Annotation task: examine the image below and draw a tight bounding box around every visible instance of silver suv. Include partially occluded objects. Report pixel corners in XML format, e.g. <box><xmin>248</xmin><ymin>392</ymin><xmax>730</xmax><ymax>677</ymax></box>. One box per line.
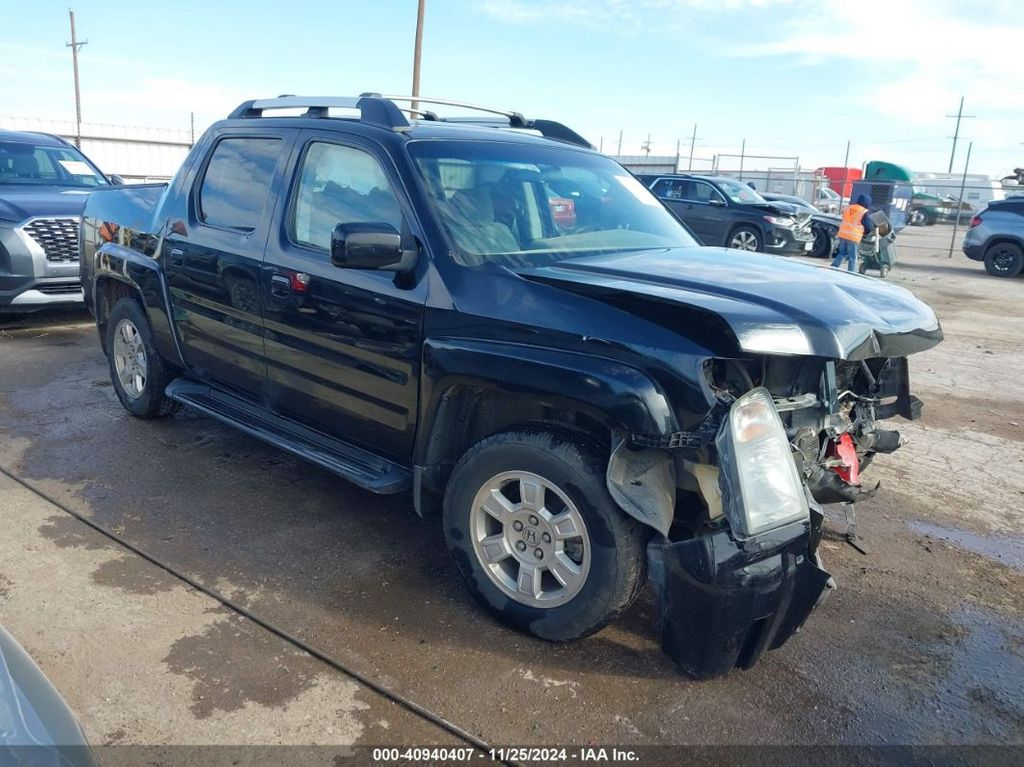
<box><xmin>0</xmin><ymin>130</ymin><xmax>111</xmax><ymax>312</ymax></box>
<box><xmin>963</xmin><ymin>198</ymin><xmax>1024</xmax><ymax>277</ymax></box>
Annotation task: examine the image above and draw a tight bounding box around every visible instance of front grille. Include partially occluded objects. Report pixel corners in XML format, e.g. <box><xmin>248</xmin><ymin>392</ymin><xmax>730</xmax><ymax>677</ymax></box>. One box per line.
<box><xmin>36</xmin><ymin>282</ymin><xmax>82</xmax><ymax>295</ymax></box>
<box><xmin>23</xmin><ymin>217</ymin><xmax>79</xmax><ymax>262</ymax></box>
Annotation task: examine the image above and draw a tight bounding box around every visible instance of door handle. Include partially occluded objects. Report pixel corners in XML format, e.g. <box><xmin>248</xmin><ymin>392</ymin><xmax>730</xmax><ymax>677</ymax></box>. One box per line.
<box><xmin>168</xmin><ymin>247</ymin><xmax>184</xmax><ymax>267</ymax></box>
<box><xmin>270</xmin><ymin>274</ymin><xmax>292</xmax><ymax>297</ymax></box>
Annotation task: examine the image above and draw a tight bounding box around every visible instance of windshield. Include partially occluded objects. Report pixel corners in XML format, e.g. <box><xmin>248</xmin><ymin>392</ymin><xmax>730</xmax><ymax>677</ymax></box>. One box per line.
<box><xmin>716</xmin><ymin>178</ymin><xmax>765</xmax><ymax>204</ymax></box>
<box><xmin>0</xmin><ymin>140</ymin><xmax>108</xmax><ymax>188</ymax></box>
<box><xmin>408</xmin><ymin>140</ymin><xmax>696</xmax><ymax>268</ymax></box>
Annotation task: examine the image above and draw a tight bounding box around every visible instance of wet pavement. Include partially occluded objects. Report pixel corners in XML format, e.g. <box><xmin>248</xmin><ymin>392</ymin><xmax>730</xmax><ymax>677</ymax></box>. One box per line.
<box><xmin>0</xmin><ymin>227</ymin><xmax>1022</xmax><ymax>750</ymax></box>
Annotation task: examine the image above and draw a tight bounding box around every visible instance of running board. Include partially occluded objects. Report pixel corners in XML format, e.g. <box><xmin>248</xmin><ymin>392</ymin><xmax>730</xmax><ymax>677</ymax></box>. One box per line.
<box><xmin>165</xmin><ymin>379</ymin><xmax>411</xmax><ymax>494</ymax></box>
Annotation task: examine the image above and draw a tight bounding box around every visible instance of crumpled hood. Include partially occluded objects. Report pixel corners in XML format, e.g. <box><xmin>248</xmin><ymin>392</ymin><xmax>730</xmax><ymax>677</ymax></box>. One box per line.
<box><xmin>0</xmin><ymin>186</ymin><xmax>92</xmax><ymax>223</ymax></box>
<box><xmin>519</xmin><ymin>248</ymin><xmax>943</xmax><ymax>360</ymax></box>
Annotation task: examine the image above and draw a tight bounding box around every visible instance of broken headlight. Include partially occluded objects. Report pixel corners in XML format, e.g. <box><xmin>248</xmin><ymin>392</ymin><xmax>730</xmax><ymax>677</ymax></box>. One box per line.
<box><xmin>716</xmin><ymin>387</ymin><xmax>809</xmax><ymax>538</ymax></box>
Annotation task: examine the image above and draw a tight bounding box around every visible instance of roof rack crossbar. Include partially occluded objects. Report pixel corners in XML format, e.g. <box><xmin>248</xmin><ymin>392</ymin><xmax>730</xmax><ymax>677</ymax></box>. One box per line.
<box><xmin>439</xmin><ymin>116</ymin><xmax>593</xmax><ymax>149</ymax></box>
<box><xmin>381</xmin><ymin>96</ymin><xmax>528</xmax><ymax>128</ymax></box>
<box><xmin>227</xmin><ymin>96</ymin><xmax>411</xmax><ymax>132</ymax></box>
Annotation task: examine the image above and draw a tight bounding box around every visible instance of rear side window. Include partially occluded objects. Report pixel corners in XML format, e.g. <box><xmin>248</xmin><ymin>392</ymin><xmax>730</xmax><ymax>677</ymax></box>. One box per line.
<box><xmin>290</xmin><ymin>142</ymin><xmax>404</xmax><ymax>252</ymax></box>
<box><xmin>198</xmin><ymin>137</ymin><xmax>282</xmax><ymax>231</ymax></box>
<box><xmin>652</xmin><ymin>178</ymin><xmax>688</xmax><ymax>199</ymax></box>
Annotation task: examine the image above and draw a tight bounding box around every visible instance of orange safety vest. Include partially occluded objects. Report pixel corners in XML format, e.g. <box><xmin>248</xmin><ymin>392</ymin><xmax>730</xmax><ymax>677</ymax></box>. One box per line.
<box><xmin>838</xmin><ymin>204</ymin><xmax>867</xmax><ymax>242</ymax></box>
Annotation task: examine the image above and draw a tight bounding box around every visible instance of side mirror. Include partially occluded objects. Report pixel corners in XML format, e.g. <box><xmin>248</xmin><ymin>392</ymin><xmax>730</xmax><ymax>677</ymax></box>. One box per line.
<box><xmin>109</xmin><ymin>174</ymin><xmax>125</xmax><ymax>186</ymax></box>
<box><xmin>330</xmin><ymin>222</ymin><xmax>416</xmax><ymax>272</ymax></box>
<box><xmin>709</xmin><ymin>197</ymin><xmax>726</xmax><ymax>207</ymax></box>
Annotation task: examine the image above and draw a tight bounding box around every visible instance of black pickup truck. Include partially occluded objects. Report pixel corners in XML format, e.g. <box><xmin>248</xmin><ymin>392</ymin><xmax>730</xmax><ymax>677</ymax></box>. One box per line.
<box><xmin>80</xmin><ymin>95</ymin><xmax>942</xmax><ymax>678</ymax></box>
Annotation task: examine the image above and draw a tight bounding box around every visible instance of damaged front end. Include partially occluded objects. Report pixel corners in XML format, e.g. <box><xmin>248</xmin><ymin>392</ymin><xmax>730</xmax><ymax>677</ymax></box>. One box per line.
<box><xmin>614</xmin><ymin>354</ymin><xmax>925</xmax><ymax>678</ymax></box>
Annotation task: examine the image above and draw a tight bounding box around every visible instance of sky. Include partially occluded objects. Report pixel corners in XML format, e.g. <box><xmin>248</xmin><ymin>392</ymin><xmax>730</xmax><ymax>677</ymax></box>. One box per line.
<box><xmin>1</xmin><ymin>0</ymin><xmax>1021</xmax><ymax>177</ymax></box>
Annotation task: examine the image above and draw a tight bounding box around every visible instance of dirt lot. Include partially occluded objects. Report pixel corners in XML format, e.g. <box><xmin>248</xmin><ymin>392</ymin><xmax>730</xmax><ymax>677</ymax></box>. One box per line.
<box><xmin>0</xmin><ymin>224</ymin><xmax>1021</xmax><ymax>756</ymax></box>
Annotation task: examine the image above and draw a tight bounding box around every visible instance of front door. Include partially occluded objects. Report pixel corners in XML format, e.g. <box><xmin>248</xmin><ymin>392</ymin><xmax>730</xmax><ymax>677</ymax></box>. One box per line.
<box><xmin>163</xmin><ymin>132</ymin><xmax>293</xmax><ymax>398</ymax></box>
<box><xmin>682</xmin><ymin>179</ymin><xmax>729</xmax><ymax>245</ymax></box>
<box><xmin>261</xmin><ymin>132</ymin><xmax>426</xmax><ymax>462</ymax></box>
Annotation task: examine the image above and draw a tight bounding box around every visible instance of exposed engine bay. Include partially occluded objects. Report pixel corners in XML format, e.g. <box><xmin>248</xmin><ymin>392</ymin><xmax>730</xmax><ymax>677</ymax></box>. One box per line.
<box><xmin>705</xmin><ymin>354</ymin><xmax>918</xmax><ymax>506</ymax></box>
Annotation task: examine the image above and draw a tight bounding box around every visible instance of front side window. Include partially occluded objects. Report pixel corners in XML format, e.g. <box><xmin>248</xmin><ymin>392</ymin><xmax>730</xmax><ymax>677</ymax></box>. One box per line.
<box><xmin>717</xmin><ymin>178</ymin><xmax>764</xmax><ymax>204</ymax></box>
<box><xmin>0</xmin><ymin>140</ymin><xmax>108</xmax><ymax>188</ymax></box>
<box><xmin>409</xmin><ymin>140</ymin><xmax>697</xmax><ymax>268</ymax></box>
<box><xmin>198</xmin><ymin>137</ymin><xmax>282</xmax><ymax>231</ymax></box>
<box><xmin>691</xmin><ymin>182</ymin><xmax>725</xmax><ymax>204</ymax></box>
<box><xmin>291</xmin><ymin>142</ymin><xmax>404</xmax><ymax>252</ymax></box>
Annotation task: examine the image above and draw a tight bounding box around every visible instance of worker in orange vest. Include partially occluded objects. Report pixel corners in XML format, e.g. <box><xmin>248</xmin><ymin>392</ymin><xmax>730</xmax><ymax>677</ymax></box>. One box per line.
<box><xmin>831</xmin><ymin>194</ymin><xmax>874</xmax><ymax>271</ymax></box>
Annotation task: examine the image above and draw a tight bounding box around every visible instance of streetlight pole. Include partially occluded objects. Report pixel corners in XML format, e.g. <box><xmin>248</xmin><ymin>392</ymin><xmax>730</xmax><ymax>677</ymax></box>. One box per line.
<box><xmin>66</xmin><ymin>8</ymin><xmax>87</xmax><ymax>149</ymax></box>
<box><xmin>411</xmin><ymin>0</ymin><xmax>425</xmax><ymax>112</ymax></box>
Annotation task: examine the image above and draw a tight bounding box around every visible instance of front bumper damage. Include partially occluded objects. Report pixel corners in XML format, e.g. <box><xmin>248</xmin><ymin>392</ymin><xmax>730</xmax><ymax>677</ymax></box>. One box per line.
<box><xmin>647</xmin><ymin>507</ymin><xmax>831</xmax><ymax>679</ymax></box>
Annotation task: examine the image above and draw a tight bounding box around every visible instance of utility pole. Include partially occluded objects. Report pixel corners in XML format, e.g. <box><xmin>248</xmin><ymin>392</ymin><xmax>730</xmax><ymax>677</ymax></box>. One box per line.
<box><xmin>189</xmin><ymin>112</ymin><xmax>195</xmax><ymax>147</ymax></box>
<box><xmin>411</xmin><ymin>0</ymin><xmax>426</xmax><ymax>112</ymax></box>
<box><xmin>946</xmin><ymin>96</ymin><xmax>975</xmax><ymax>174</ymax></box>
<box><xmin>738</xmin><ymin>138</ymin><xmax>746</xmax><ymax>180</ymax></box>
<box><xmin>840</xmin><ymin>139</ymin><xmax>851</xmax><ymax>207</ymax></box>
<box><xmin>641</xmin><ymin>134</ymin><xmax>652</xmax><ymax>156</ymax></box>
<box><xmin>617</xmin><ymin>130</ymin><xmax>623</xmax><ymax>156</ymax></box>
<box><xmin>948</xmin><ymin>141</ymin><xmax>972</xmax><ymax>259</ymax></box>
<box><xmin>66</xmin><ymin>8</ymin><xmax>87</xmax><ymax>149</ymax></box>
<box><xmin>687</xmin><ymin>123</ymin><xmax>699</xmax><ymax>170</ymax></box>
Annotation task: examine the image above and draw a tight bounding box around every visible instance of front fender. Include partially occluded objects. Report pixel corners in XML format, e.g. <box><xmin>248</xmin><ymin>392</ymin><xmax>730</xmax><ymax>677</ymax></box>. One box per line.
<box><xmin>419</xmin><ymin>339</ymin><xmax>680</xmax><ymax>450</ymax></box>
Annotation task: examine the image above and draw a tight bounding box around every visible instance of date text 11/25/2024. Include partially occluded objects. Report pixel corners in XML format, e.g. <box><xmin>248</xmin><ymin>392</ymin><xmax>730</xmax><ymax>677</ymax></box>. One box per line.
<box><xmin>373</xmin><ymin>747</ymin><xmax>640</xmax><ymax>762</ymax></box>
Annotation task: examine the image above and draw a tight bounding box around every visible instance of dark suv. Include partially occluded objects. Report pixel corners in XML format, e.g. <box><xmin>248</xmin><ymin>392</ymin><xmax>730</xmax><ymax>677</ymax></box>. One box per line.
<box><xmin>963</xmin><ymin>198</ymin><xmax>1024</xmax><ymax>277</ymax></box>
<box><xmin>637</xmin><ymin>173</ymin><xmax>815</xmax><ymax>254</ymax></box>
<box><xmin>80</xmin><ymin>95</ymin><xmax>941</xmax><ymax>678</ymax></box>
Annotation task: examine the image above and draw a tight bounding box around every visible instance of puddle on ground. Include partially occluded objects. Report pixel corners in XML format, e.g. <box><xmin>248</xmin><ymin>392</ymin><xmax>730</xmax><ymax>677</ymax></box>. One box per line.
<box><xmin>908</xmin><ymin>520</ymin><xmax>1024</xmax><ymax>573</ymax></box>
<box><xmin>938</xmin><ymin>607</ymin><xmax>1024</xmax><ymax>738</ymax></box>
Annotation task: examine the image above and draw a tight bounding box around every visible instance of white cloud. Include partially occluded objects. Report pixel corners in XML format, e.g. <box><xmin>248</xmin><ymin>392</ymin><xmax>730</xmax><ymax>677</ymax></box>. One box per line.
<box><xmin>476</xmin><ymin>0</ymin><xmax>797</xmax><ymax>29</ymax></box>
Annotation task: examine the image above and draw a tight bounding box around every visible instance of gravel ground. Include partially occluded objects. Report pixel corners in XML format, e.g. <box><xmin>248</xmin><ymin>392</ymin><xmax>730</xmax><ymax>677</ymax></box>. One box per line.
<box><xmin>0</xmin><ymin>224</ymin><xmax>1020</xmax><ymax>756</ymax></box>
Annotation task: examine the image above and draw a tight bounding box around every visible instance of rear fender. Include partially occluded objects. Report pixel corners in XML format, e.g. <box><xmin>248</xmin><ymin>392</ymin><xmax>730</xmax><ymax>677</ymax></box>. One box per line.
<box><xmin>92</xmin><ymin>243</ymin><xmax>180</xmax><ymax>366</ymax></box>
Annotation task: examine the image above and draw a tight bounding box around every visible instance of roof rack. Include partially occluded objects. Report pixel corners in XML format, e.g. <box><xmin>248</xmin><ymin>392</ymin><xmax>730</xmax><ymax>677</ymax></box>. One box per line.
<box><xmin>226</xmin><ymin>95</ymin><xmax>593</xmax><ymax>149</ymax></box>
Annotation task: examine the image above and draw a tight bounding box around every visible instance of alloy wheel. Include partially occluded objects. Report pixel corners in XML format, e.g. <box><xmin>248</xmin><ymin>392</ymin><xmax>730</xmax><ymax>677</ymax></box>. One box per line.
<box><xmin>469</xmin><ymin>470</ymin><xmax>591</xmax><ymax>608</ymax></box>
<box><xmin>730</xmin><ymin>230</ymin><xmax>759</xmax><ymax>251</ymax></box>
<box><xmin>112</xmin><ymin>318</ymin><xmax>147</xmax><ymax>399</ymax></box>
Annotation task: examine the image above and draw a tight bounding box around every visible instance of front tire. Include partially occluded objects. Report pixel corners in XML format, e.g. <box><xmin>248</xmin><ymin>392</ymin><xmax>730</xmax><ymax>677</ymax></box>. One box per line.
<box><xmin>106</xmin><ymin>298</ymin><xmax>180</xmax><ymax>418</ymax></box>
<box><xmin>443</xmin><ymin>430</ymin><xmax>648</xmax><ymax>641</ymax></box>
<box><xmin>728</xmin><ymin>226</ymin><xmax>762</xmax><ymax>252</ymax></box>
<box><xmin>810</xmin><ymin>226</ymin><xmax>832</xmax><ymax>259</ymax></box>
<box><xmin>983</xmin><ymin>242</ymin><xmax>1024</xmax><ymax>278</ymax></box>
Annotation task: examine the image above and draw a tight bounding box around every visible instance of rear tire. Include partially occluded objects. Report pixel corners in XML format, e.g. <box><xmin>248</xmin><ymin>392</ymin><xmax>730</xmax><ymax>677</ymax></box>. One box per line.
<box><xmin>106</xmin><ymin>298</ymin><xmax>180</xmax><ymax>418</ymax></box>
<box><xmin>983</xmin><ymin>242</ymin><xmax>1024</xmax><ymax>278</ymax></box>
<box><xmin>443</xmin><ymin>430</ymin><xmax>648</xmax><ymax>641</ymax></box>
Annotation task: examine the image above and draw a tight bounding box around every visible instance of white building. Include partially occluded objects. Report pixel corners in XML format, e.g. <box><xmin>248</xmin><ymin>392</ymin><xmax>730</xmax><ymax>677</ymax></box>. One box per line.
<box><xmin>0</xmin><ymin>116</ymin><xmax>192</xmax><ymax>182</ymax></box>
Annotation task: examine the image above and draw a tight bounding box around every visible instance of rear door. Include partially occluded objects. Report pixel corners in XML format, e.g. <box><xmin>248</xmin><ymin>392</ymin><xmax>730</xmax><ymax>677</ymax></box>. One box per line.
<box><xmin>261</xmin><ymin>131</ymin><xmax>427</xmax><ymax>462</ymax></box>
<box><xmin>651</xmin><ymin>178</ymin><xmax>705</xmax><ymax>239</ymax></box>
<box><xmin>163</xmin><ymin>130</ymin><xmax>294</xmax><ymax>398</ymax></box>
